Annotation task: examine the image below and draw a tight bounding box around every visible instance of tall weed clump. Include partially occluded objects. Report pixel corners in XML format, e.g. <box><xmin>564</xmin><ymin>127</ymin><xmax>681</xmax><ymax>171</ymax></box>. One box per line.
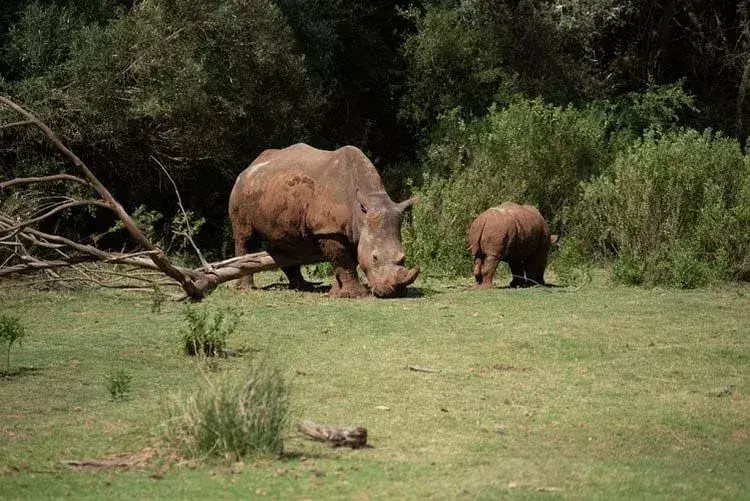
<box><xmin>570</xmin><ymin>129</ymin><xmax>750</xmax><ymax>287</ymax></box>
<box><xmin>404</xmin><ymin>99</ymin><xmax>610</xmax><ymax>275</ymax></box>
<box><xmin>164</xmin><ymin>361</ymin><xmax>289</xmax><ymax>459</ymax></box>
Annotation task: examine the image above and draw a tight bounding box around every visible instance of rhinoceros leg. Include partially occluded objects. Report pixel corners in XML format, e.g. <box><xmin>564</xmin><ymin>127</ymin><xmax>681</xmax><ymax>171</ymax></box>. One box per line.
<box><xmin>509</xmin><ymin>260</ymin><xmax>526</xmax><ymax>288</ymax></box>
<box><xmin>318</xmin><ymin>237</ymin><xmax>368</xmax><ymax>298</ymax></box>
<box><xmin>524</xmin><ymin>251</ymin><xmax>548</xmax><ymax>287</ymax></box>
<box><xmin>281</xmin><ymin>266</ymin><xmax>317</xmax><ymax>291</ymax></box>
<box><xmin>233</xmin><ymin>231</ymin><xmax>256</xmax><ymax>290</ymax></box>
<box><xmin>473</xmin><ymin>254</ymin><xmax>499</xmax><ymax>289</ymax></box>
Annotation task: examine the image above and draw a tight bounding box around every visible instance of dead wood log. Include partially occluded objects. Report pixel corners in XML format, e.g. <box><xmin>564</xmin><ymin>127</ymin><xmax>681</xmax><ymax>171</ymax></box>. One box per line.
<box><xmin>296</xmin><ymin>420</ymin><xmax>368</xmax><ymax>449</ymax></box>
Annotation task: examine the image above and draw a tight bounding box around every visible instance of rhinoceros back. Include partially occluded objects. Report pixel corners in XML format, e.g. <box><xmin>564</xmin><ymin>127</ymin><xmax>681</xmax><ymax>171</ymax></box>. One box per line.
<box><xmin>229</xmin><ymin>144</ymin><xmax>385</xmax><ymax>246</ymax></box>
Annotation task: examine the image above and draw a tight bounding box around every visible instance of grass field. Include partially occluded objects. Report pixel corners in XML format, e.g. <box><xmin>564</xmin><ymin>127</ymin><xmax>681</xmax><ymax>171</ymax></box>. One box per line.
<box><xmin>1</xmin><ymin>271</ymin><xmax>748</xmax><ymax>500</ymax></box>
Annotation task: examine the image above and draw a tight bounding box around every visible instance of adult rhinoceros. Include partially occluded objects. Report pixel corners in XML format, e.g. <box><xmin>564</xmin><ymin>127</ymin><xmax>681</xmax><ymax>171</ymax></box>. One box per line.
<box><xmin>229</xmin><ymin>143</ymin><xmax>420</xmax><ymax>298</ymax></box>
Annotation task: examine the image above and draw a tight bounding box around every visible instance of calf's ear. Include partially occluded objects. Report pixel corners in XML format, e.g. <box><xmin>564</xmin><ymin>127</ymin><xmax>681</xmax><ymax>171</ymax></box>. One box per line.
<box><xmin>550</xmin><ymin>234</ymin><xmax>559</xmax><ymax>245</ymax></box>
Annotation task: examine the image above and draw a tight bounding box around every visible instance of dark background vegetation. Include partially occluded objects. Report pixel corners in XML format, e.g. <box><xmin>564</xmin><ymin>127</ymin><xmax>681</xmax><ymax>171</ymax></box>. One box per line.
<box><xmin>1</xmin><ymin>0</ymin><xmax>749</xmax><ymax>286</ymax></box>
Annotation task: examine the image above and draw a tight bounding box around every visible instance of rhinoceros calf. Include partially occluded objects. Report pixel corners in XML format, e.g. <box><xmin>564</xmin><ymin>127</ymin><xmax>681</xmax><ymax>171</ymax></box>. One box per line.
<box><xmin>229</xmin><ymin>143</ymin><xmax>420</xmax><ymax>298</ymax></box>
<box><xmin>469</xmin><ymin>203</ymin><xmax>556</xmax><ymax>288</ymax></box>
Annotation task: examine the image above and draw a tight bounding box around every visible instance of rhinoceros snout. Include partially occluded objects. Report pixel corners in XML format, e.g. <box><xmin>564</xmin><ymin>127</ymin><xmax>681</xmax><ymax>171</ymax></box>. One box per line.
<box><xmin>370</xmin><ymin>265</ymin><xmax>420</xmax><ymax>298</ymax></box>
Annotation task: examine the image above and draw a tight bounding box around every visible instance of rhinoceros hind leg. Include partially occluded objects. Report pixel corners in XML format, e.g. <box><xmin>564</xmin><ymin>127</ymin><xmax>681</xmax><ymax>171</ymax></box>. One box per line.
<box><xmin>509</xmin><ymin>261</ymin><xmax>526</xmax><ymax>288</ymax></box>
<box><xmin>318</xmin><ymin>237</ymin><xmax>368</xmax><ymax>298</ymax></box>
<box><xmin>282</xmin><ymin>266</ymin><xmax>317</xmax><ymax>291</ymax></box>
<box><xmin>233</xmin><ymin>228</ymin><xmax>256</xmax><ymax>290</ymax></box>
<box><xmin>473</xmin><ymin>255</ymin><xmax>499</xmax><ymax>289</ymax></box>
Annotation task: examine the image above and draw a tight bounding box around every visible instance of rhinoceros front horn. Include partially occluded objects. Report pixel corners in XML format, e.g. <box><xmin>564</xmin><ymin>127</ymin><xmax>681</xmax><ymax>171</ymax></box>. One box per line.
<box><xmin>399</xmin><ymin>266</ymin><xmax>420</xmax><ymax>287</ymax></box>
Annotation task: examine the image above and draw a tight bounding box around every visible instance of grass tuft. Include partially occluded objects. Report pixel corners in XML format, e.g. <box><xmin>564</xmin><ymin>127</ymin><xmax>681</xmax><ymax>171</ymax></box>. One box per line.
<box><xmin>164</xmin><ymin>360</ymin><xmax>289</xmax><ymax>459</ymax></box>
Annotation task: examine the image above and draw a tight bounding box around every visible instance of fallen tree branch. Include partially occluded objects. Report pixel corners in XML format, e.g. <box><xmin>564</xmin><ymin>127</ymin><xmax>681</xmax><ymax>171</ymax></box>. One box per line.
<box><xmin>0</xmin><ymin>95</ymin><xmax>298</xmax><ymax>298</ymax></box>
<box><xmin>0</xmin><ymin>200</ymin><xmax>111</xmax><ymax>235</ymax></box>
<box><xmin>0</xmin><ymin>174</ymin><xmax>90</xmax><ymax>189</ymax></box>
<box><xmin>296</xmin><ymin>420</ymin><xmax>368</xmax><ymax>449</ymax></box>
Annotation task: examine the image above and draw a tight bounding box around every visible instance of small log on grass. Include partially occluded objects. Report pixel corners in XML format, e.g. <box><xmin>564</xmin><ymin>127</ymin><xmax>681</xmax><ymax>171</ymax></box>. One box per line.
<box><xmin>297</xmin><ymin>420</ymin><xmax>368</xmax><ymax>449</ymax></box>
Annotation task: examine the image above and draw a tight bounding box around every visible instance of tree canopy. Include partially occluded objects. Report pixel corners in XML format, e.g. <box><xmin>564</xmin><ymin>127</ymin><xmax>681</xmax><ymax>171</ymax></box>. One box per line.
<box><xmin>1</xmin><ymin>0</ymin><xmax>749</xmax><ymax>285</ymax></box>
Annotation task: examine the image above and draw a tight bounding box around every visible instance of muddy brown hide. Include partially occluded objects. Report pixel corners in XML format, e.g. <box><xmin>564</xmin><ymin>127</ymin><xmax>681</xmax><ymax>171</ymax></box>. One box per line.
<box><xmin>469</xmin><ymin>203</ymin><xmax>554</xmax><ymax>288</ymax></box>
<box><xmin>228</xmin><ymin>143</ymin><xmax>419</xmax><ymax>298</ymax></box>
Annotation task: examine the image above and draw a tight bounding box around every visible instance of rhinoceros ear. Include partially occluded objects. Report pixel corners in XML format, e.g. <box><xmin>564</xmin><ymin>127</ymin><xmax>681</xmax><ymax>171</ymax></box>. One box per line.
<box><xmin>396</xmin><ymin>195</ymin><xmax>419</xmax><ymax>213</ymax></box>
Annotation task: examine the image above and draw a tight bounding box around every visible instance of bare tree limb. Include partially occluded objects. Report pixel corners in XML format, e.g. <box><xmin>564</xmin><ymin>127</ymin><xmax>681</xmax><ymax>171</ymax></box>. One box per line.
<box><xmin>0</xmin><ymin>174</ymin><xmax>90</xmax><ymax>189</ymax></box>
<box><xmin>0</xmin><ymin>120</ymin><xmax>34</xmax><ymax>130</ymax></box>
<box><xmin>0</xmin><ymin>200</ymin><xmax>111</xmax><ymax>235</ymax></box>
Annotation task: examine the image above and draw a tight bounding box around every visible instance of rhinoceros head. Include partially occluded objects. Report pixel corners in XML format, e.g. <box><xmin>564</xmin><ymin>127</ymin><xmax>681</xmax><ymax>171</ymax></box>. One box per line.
<box><xmin>355</xmin><ymin>192</ymin><xmax>420</xmax><ymax>298</ymax></box>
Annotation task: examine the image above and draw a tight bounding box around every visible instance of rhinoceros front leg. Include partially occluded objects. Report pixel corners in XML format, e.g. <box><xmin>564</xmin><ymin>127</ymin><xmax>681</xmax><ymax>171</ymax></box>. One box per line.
<box><xmin>281</xmin><ymin>266</ymin><xmax>318</xmax><ymax>292</ymax></box>
<box><xmin>318</xmin><ymin>237</ymin><xmax>368</xmax><ymax>298</ymax></box>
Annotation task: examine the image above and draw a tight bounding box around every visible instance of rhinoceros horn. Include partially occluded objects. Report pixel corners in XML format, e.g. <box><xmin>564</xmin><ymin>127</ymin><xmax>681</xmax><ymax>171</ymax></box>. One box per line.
<box><xmin>395</xmin><ymin>195</ymin><xmax>419</xmax><ymax>213</ymax></box>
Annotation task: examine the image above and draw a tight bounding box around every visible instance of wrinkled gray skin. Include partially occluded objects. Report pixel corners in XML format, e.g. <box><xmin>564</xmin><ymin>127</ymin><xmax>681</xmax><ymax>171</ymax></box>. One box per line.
<box><xmin>229</xmin><ymin>143</ymin><xmax>419</xmax><ymax>298</ymax></box>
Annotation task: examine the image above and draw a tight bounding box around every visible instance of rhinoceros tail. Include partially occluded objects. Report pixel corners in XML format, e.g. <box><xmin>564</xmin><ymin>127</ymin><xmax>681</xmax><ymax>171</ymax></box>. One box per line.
<box><xmin>468</xmin><ymin>216</ymin><xmax>487</xmax><ymax>257</ymax></box>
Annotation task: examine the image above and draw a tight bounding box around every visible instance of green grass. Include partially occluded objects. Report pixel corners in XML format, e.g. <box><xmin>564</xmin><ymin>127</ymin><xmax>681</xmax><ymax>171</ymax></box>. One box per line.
<box><xmin>0</xmin><ymin>271</ymin><xmax>748</xmax><ymax>499</ymax></box>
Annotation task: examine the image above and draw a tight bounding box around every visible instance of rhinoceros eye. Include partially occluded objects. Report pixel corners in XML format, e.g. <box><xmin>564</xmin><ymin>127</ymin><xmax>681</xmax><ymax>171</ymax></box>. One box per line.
<box><xmin>360</xmin><ymin>204</ymin><xmax>368</xmax><ymax>214</ymax></box>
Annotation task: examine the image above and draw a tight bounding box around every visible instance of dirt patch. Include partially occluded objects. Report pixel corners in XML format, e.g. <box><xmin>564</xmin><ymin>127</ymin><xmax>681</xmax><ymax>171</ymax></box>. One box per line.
<box><xmin>732</xmin><ymin>429</ymin><xmax>748</xmax><ymax>444</ymax></box>
<box><xmin>1</xmin><ymin>427</ymin><xmax>28</xmax><ymax>440</ymax></box>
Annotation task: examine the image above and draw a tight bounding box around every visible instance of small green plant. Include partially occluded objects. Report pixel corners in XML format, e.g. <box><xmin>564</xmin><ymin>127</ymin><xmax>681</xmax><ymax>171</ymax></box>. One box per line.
<box><xmin>164</xmin><ymin>360</ymin><xmax>289</xmax><ymax>459</ymax></box>
<box><xmin>181</xmin><ymin>306</ymin><xmax>241</xmax><ymax>357</ymax></box>
<box><xmin>105</xmin><ymin>369</ymin><xmax>133</xmax><ymax>401</ymax></box>
<box><xmin>0</xmin><ymin>313</ymin><xmax>27</xmax><ymax>373</ymax></box>
<box><xmin>151</xmin><ymin>285</ymin><xmax>167</xmax><ymax>313</ymax></box>
<box><xmin>551</xmin><ymin>241</ymin><xmax>592</xmax><ymax>288</ymax></box>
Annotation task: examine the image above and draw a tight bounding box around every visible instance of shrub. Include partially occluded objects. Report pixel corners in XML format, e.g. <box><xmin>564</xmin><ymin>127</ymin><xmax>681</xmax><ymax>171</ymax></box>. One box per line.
<box><xmin>570</xmin><ymin>129</ymin><xmax>750</xmax><ymax>287</ymax></box>
<box><xmin>0</xmin><ymin>313</ymin><xmax>27</xmax><ymax>373</ymax></box>
<box><xmin>404</xmin><ymin>99</ymin><xmax>610</xmax><ymax>275</ymax></box>
<box><xmin>105</xmin><ymin>369</ymin><xmax>133</xmax><ymax>401</ymax></box>
<box><xmin>181</xmin><ymin>306</ymin><xmax>241</xmax><ymax>357</ymax></box>
<box><xmin>164</xmin><ymin>361</ymin><xmax>289</xmax><ymax>459</ymax></box>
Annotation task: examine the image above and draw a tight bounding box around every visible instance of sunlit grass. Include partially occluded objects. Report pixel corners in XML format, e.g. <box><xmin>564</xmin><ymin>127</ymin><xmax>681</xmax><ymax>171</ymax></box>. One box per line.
<box><xmin>0</xmin><ymin>272</ymin><xmax>748</xmax><ymax>499</ymax></box>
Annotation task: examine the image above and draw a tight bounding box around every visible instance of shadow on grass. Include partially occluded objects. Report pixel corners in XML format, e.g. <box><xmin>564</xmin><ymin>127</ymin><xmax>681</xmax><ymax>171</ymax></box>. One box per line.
<box><xmin>0</xmin><ymin>366</ymin><xmax>42</xmax><ymax>380</ymax></box>
<box><xmin>404</xmin><ymin>286</ymin><xmax>441</xmax><ymax>298</ymax></box>
<box><xmin>259</xmin><ymin>282</ymin><xmax>332</xmax><ymax>294</ymax></box>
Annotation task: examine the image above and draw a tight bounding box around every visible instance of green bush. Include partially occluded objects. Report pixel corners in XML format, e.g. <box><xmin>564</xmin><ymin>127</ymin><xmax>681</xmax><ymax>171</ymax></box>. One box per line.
<box><xmin>570</xmin><ymin>129</ymin><xmax>750</xmax><ymax>287</ymax></box>
<box><xmin>105</xmin><ymin>369</ymin><xmax>133</xmax><ymax>402</ymax></box>
<box><xmin>0</xmin><ymin>313</ymin><xmax>27</xmax><ymax>373</ymax></box>
<box><xmin>404</xmin><ymin>99</ymin><xmax>610</xmax><ymax>275</ymax></box>
<box><xmin>181</xmin><ymin>306</ymin><xmax>241</xmax><ymax>357</ymax></box>
<box><xmin>164</xmin><ymin>361</ymin><xmax>289</xmax><ymax>459</ymax></box>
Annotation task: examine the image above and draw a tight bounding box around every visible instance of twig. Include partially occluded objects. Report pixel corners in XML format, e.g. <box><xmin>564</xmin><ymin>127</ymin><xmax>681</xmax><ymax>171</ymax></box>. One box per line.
<box><xmin>151</xmin><ymin>155</ymin><xmax>213</xmax><ymax>272</ymax></box>
<box><xmin>408</xmin><ymin>365</ymin><xmax>440</xmax><ymax>373</ymax></box>
<box><xmin>0</xmin><ymin>200</ymin><xmax>111</xmax><ymax>235</ymax></box>
<box><xmin>0</xmin><ymin>119</ymin><xmax>34</xmax><ymax>130</ymax></box>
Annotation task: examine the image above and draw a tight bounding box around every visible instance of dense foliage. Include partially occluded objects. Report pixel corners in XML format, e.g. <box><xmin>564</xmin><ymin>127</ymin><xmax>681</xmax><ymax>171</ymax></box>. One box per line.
<box><xmin>1</xmin><ymin>0</ymin><xmax>749</xmax><ymax>286</ymax></box>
